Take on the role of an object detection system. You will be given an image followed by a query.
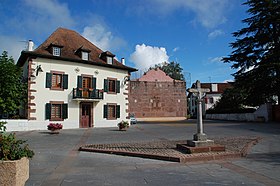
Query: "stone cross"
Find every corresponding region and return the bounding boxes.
[187,80,210,143]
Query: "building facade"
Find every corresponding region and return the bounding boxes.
[128,69,187,118]
[16,27,136,130]
[188,82,232,117]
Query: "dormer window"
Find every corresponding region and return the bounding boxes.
[47,43,63,57]
[75,46,91,60]
[82,51,89,60]
[107,56,113,65]
[53,47,61,56]
[100,51,115,65]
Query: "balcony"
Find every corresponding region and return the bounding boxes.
[73,88,104,101]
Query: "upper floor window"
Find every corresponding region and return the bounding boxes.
[53,47,61,56]
[82,51,89,60]
[46,71,68,90]
[52,73,62,89]
[104,78,120,94]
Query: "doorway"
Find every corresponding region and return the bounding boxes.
[80,102,93,128]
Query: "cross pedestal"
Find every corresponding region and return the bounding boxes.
[187,80,214,147]
[176,80,225,153]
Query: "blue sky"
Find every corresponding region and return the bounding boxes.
[0,0,249,86]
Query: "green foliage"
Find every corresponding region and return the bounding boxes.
[223,0,280,106]
[206,87,257,114]
[0,51,27,117]
[0,121,34,161]
[117,120,129,129]
[150,61,185,81]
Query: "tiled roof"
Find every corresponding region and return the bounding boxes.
[138,68,174,82]
[201,83,232,93]
[188,82,232,95]
[17,27,137,72]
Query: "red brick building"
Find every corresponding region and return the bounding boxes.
[128,69,187,118]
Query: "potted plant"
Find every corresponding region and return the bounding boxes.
[117,120,129,131]
[0,121,34,186]
[47,123,63,134]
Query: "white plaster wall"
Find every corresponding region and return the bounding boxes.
[205,103,271,122]
[27,57,129,130]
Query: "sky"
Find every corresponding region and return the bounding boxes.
[0,0,249,87]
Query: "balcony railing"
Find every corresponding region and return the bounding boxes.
[73,88,104,100]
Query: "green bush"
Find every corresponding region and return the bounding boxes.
[0,121,34,161]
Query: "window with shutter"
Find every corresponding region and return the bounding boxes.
[116,81,120,93]
[46,71,67,91]
[45,103,51,119]
[116,105,120,118]
[105,78,119,94]
[104,79,108,92]
[63,74,68,89]
[62,104,68,119]
[46,101,66,121]
[104,104,119,120]
[103,105,108,118]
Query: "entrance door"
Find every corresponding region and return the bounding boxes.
[80,103,92,128]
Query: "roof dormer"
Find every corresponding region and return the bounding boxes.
[75,46,91,60]
[47,43,64,57]
[100,51,115,65]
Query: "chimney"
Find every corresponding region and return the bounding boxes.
[121,58,125,65]
[27,40,34,51]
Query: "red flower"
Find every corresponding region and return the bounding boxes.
[47,123,63,130]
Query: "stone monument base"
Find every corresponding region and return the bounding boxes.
[177,142,225,154]
[186,139,215,147]
[176,133,225,154]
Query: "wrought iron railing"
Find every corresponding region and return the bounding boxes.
[73,88,104,100]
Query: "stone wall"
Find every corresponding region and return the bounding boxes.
[128,81,187,118]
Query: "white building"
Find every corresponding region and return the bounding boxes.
[14,27,137,130]
[188,82,232,117]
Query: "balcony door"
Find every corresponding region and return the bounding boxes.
[82,77,91,98]
[80,102,93,128]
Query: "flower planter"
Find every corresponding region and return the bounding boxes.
[49,129,60,134]
[0,157,29,186]
[118,127,128,131]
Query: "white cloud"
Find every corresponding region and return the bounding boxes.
[22,0,75,35]
[151,0,228,28]
[208,56,223,63]
[130,44,169,70]
[173,47,180,52]
[82,24,126,52]
[0,0,75,61]
[208,29,225,39]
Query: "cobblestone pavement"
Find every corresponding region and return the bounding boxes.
[80,137,260,163]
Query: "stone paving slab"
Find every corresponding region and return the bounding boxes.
[79,136,261,163]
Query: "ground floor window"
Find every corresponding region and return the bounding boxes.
[46,101,68,121]
[103,104,120,120]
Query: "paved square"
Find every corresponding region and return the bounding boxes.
[15,119,280,185]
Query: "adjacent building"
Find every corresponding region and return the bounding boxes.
[128,68,187,118]
[16,27,137,130]
[188,82,232,117]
